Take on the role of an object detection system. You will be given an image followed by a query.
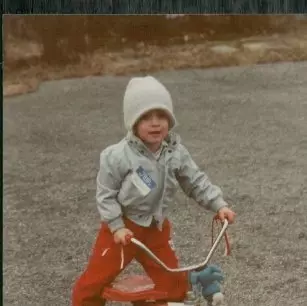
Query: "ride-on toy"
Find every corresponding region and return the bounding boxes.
[102,218,230,306]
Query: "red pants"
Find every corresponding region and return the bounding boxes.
[72,218,189,306]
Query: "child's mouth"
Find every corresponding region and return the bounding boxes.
[149,131,161,136]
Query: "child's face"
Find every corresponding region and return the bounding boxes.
[135,109,169,152]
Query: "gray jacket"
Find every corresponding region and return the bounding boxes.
[96,131,227,232]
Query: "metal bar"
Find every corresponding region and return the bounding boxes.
[130,219,229,272]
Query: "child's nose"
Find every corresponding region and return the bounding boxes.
[151,116,160,125]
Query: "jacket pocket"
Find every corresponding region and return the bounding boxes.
[117,170,152,207]
[130,170,152,196]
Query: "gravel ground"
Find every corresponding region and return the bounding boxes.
[3,61,307,306]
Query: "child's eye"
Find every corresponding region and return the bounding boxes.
[142,113,151,120]
[140,110,167,121]
[157,111,167,119]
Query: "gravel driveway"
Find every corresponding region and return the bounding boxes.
[3,62,307,306]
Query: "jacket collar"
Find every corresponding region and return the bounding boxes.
[125,130,181,157]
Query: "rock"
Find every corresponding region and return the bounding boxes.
[210,45,238,54]
[298,232,306,239]
[243,42,269,51]
[136,41,145,49]
[4,82,39,97]
[242,42,287,51]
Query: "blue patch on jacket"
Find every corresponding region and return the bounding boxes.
[136,166,156,190]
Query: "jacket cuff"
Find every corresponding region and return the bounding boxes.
[108,217,125,233]
[210,197,228,213]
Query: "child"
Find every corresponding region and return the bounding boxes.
[72,76,236,306]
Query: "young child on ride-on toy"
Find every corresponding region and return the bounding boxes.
[72,76,236,306]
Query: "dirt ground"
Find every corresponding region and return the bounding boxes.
[4,15,307,97]
[3,61,307,306]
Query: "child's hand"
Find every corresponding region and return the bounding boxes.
[113,228,134,245]
[217,207,236,224]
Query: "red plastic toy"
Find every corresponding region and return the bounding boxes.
[101,218,230,306]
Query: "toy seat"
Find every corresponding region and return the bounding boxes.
[102,274,168,302]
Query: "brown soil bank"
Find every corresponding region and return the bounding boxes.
[4,15,307,97]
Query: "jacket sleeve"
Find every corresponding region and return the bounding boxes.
[96,148,125,233]
[175,144,228,213]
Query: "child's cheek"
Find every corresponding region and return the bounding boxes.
[133,122,142,137]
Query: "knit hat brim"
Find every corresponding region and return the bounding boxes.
[129,105,177,131]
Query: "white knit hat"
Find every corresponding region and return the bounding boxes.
[123,76,177,131]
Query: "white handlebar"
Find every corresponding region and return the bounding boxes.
[130,219,229,272]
